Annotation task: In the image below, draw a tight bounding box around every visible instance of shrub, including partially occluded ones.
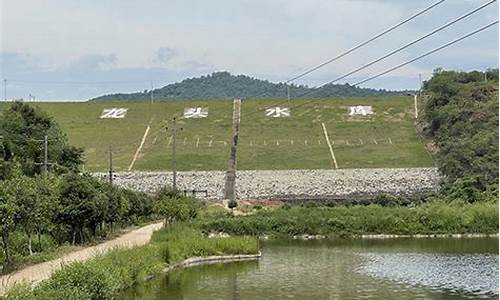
[154,194,199,224]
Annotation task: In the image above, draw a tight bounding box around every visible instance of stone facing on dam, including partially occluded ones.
[94,168,440,201]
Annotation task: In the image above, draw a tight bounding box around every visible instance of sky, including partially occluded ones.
[0,0,498,100]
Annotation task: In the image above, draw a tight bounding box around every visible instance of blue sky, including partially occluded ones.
[1,0,498,100]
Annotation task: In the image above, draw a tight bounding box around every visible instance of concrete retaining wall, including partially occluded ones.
[94,168,441,201]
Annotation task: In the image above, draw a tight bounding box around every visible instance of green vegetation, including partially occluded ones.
[199,201,498,237]
[5,96,432,171]
[420,69,499,202]
[153,187,200,224]
[0,102,162,273]
[0,102,83,179]
[3,224,259,300]
[0,173,158,273]
[152,225,258,264]
[91,71,409,101]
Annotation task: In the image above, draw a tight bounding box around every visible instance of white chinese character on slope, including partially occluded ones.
[265,107,290,118]
[184,107,209,119]
[349,106,373,116]
[100,108,128,119]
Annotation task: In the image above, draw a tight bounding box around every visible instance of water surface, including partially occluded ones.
[119,238,498,300]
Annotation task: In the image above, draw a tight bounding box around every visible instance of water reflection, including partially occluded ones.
[119,238,498,300]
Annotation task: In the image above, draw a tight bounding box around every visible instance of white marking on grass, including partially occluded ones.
[276,140,280,146]
[167,136,172,146]
[388,137,393,144]
[359,138,363,145]
[291,140,294,145]
[100,108,128,119]
[305,140,308,145]
[208,139,213,147]
[321,123,339,169]
[128,123,151,171]
[414,94,419,119]
[373,139,378,145]
[196,138,200,148]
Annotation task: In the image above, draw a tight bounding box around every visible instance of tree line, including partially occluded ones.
[0,102,192,273]
[420,68,499,202]
[90,71,410,101]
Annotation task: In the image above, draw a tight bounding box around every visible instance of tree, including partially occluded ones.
[56,173,102,244]
[420,69,499,202]
[0,101,83,178]
[154,187,198,225]
[32,175,60,251]
[10,176,38,255]
[102,184,129,232]
[0,179,19,271]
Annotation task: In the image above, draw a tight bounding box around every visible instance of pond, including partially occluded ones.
[119,238,498,300]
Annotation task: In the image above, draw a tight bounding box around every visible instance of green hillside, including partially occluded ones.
[90,72,410,101]
[4,96,433,171]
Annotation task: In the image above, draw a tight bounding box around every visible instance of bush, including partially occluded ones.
[154,192,199,224]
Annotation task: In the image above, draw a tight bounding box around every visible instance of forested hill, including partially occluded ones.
[90,71,409,101]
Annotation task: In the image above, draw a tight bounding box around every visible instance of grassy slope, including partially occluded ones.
[7,97,433,171]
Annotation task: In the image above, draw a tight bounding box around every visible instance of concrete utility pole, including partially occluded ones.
[224,98,241,200]
[43,135,48,177]
[418,73,422,96]
[150,81,154,104]
[108,146,113,184]
[414,94,419,119]
[167,117,182,190]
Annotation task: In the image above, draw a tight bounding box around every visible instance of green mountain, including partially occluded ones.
[90,71,410,101]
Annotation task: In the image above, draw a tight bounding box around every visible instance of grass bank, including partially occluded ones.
[2,224,259,300]
[11,97,432,171]
[199,201,498,237]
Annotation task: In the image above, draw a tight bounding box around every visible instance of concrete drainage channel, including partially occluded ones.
[94,168,441,201]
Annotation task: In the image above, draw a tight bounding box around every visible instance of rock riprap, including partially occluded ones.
[93,168,440,200]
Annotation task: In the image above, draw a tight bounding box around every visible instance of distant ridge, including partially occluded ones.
[90,71,411,101]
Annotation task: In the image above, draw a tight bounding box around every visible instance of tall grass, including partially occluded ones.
[199,201,499,237]
[152,224,258,264]
[3,225,258,300]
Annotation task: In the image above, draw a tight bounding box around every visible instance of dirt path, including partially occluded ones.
[0,222,163,296]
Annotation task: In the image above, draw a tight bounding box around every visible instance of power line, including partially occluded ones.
[279,20,499,117]
[243,0,496,118]
[353,21,499,86]
[271,0,497,104]
[303,0,497,95]
[285,0,447,84]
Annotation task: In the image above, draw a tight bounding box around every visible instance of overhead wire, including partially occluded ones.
[291,0,497,100]
[240,0,497,120]
[284,0,448,84]
[353,20,499,86]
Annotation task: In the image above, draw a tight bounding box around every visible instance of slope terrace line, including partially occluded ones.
[128,117,154,171]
